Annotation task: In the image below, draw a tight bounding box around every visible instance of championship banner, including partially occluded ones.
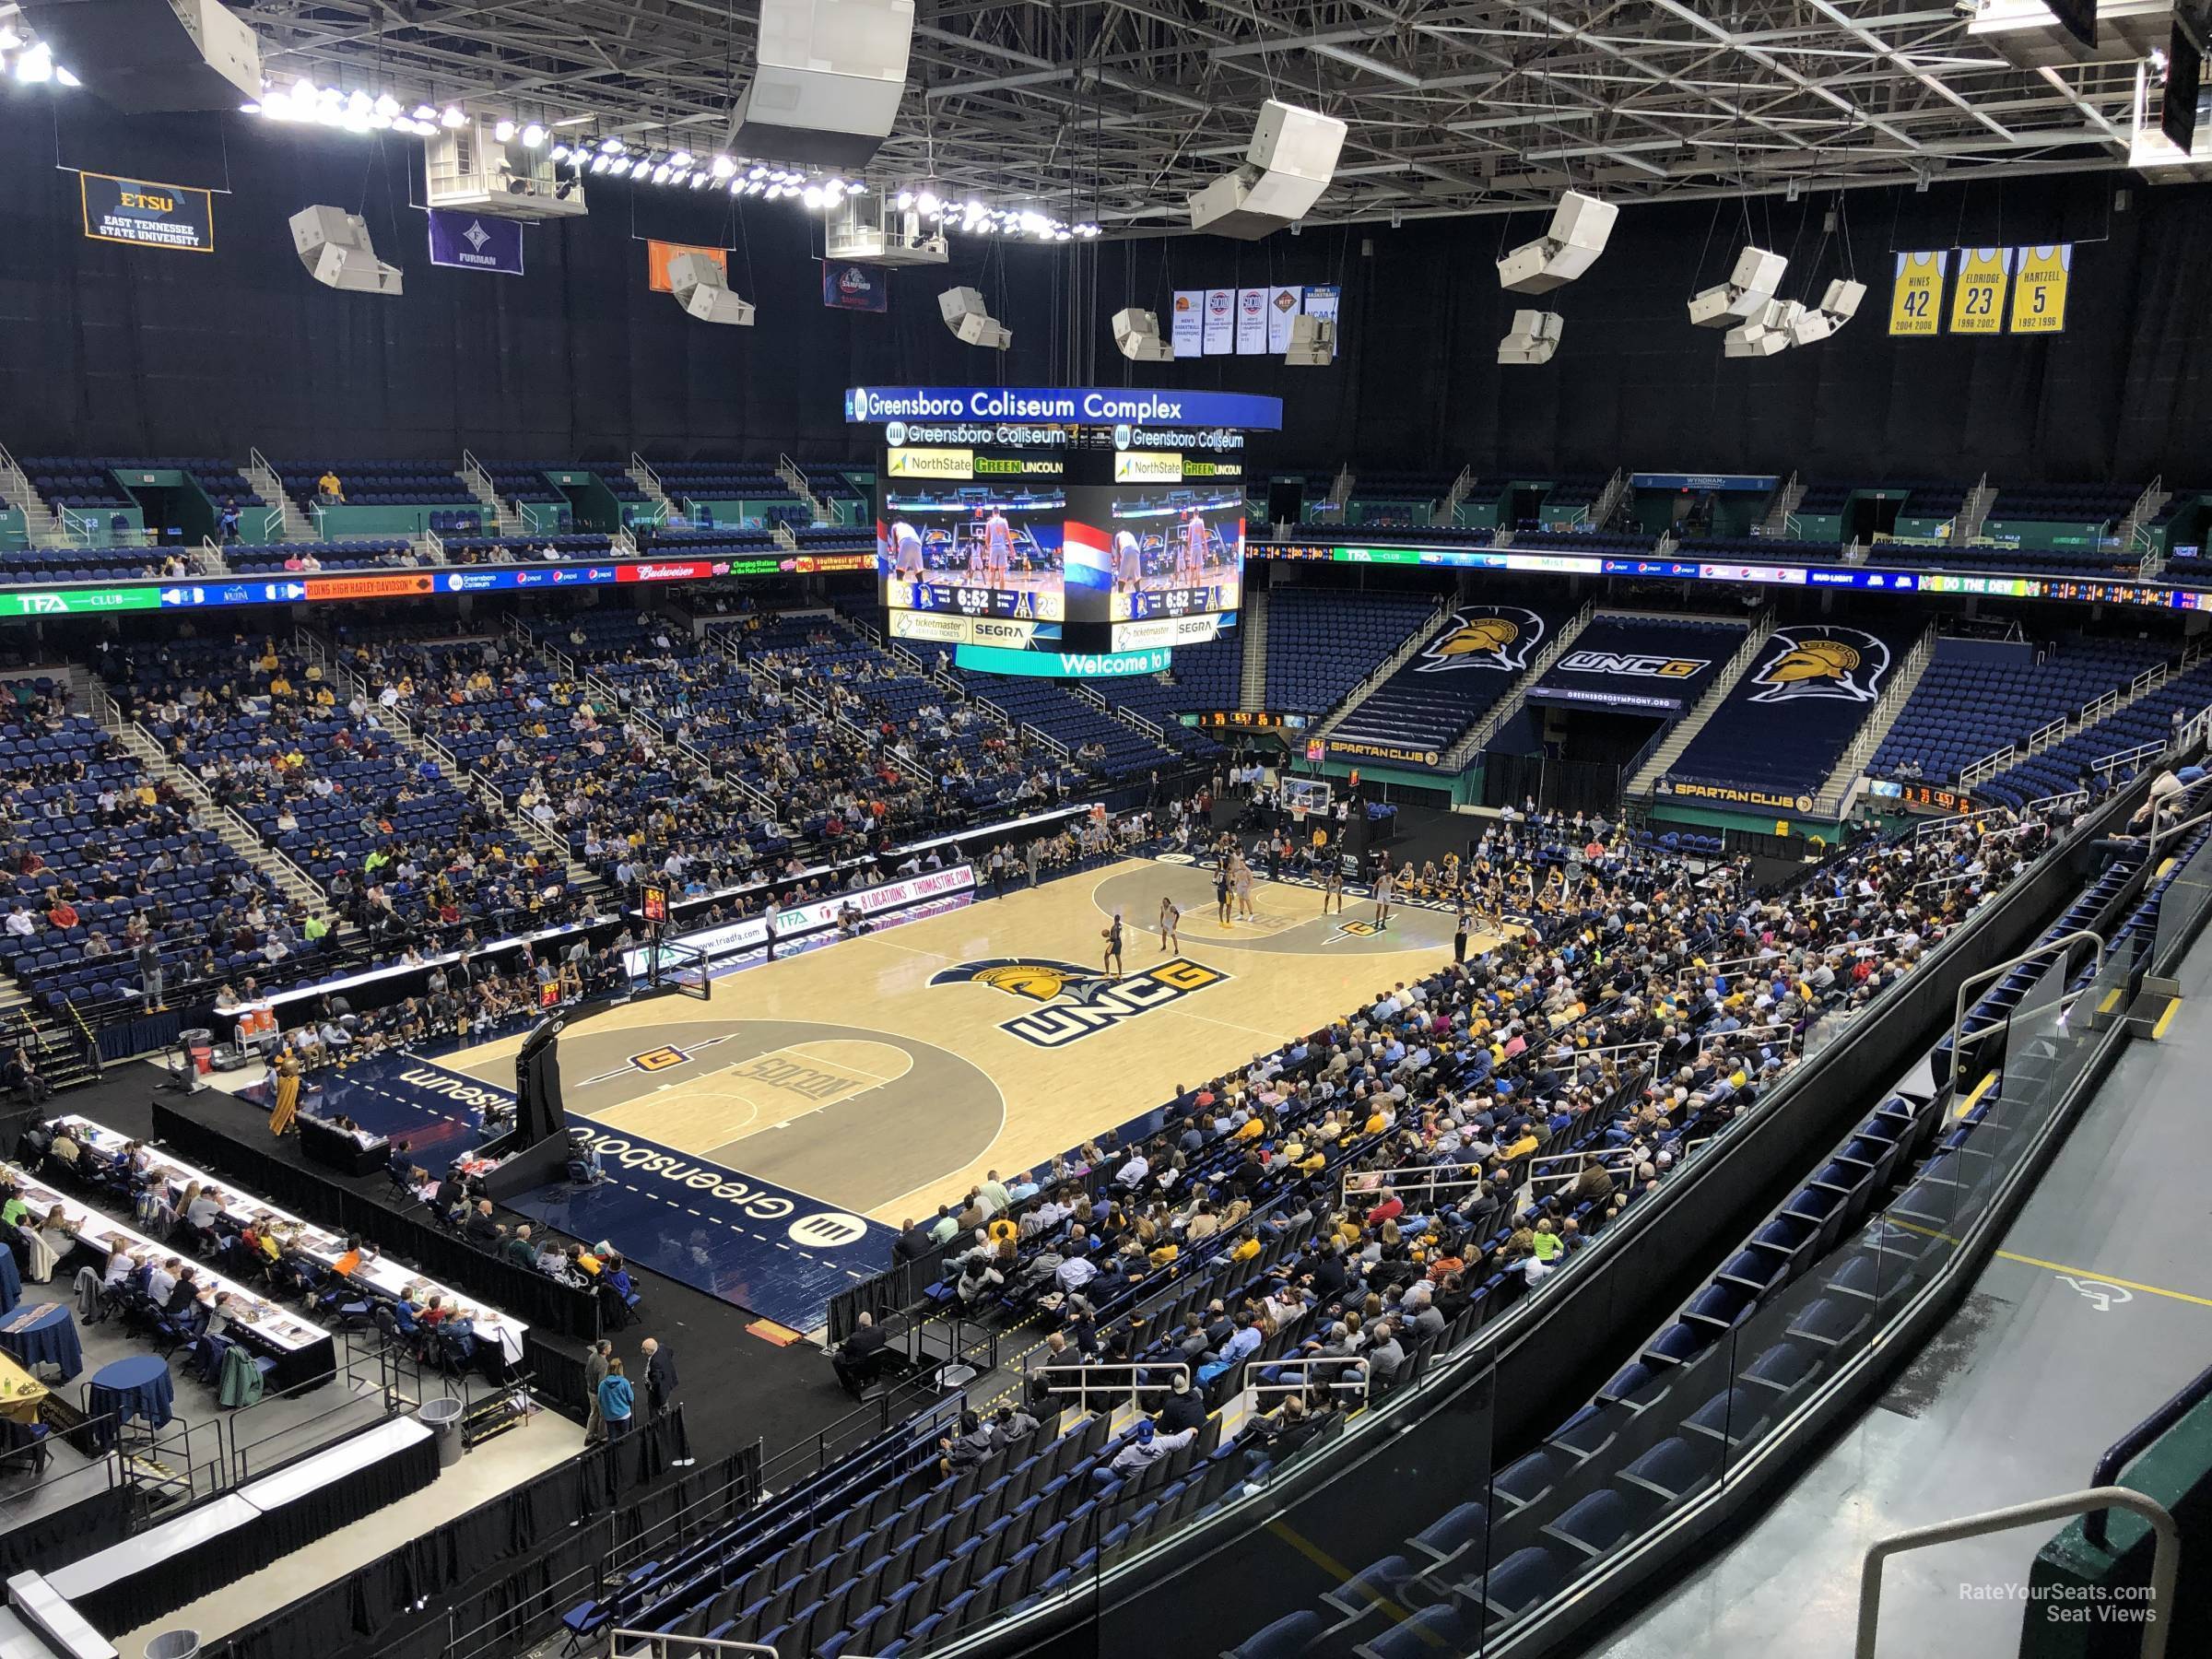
[427,208,524,275]
[1303,284,1341,326]
[2008,244,2070,334]
[1266,285,1302,352]
[1202,288,1235,354]
[1888,251,1946,335]
[822,261,888,312]
[1171,291,1204,357]
[648,239,726,292]
[1947,247,2009,334]
[1235,288,1268,354]
[80,171,214,253]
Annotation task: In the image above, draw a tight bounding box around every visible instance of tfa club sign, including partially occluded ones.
[81,171,215,253]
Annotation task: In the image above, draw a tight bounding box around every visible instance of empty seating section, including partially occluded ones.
[638,528,785,556]
[1871,637,2176,784]
[123,638,549,938]
[1974,658,2212,810]
[1900,481,1971,521]
[1265,589,1443,714]
[0,705,288,1014]
[478,461,565,504]
[1539,477,1606,518]
[274,460,473,508]
[1667,623,1913,799]
[1499,529,1653,559]
[1985,484,2133,524]
[1103,632,1241,756]
[18,457,132,512]
[653,461,796,501]
[178,457,267,509]
[1794,481,1857,516]
[0,546,182,585]
[1331,603,1570,762]
[943,667,1182,782]
[1870,540,2138,580]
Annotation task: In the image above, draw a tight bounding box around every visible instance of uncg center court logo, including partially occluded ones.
[932,956,1230,1048]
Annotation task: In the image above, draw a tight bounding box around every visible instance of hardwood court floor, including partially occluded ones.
[451,858,1479,1224]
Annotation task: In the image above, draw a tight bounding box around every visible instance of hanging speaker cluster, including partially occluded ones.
[1111,307,1174,362]
[1186,99,1348,239]
[669,253,756,325]
[1284,313,1335,367]
[1689,246,1789,331]
[1497,191,1618,293]
[288,206,403,296]
[1497,310,1563,366]
[940,287,1011,349]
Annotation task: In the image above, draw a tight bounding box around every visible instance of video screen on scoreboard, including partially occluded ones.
[1065,445,1245,653]
[877,473,1065,648]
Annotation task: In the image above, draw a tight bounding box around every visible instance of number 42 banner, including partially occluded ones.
[1888,251,1946,335]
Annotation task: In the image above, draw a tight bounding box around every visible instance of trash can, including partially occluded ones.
[182,1029,213,1076]
[418,1396,465,1468]
[144,1632,200,1659]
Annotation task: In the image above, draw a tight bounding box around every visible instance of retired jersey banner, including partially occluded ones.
[1888,251,1946,335]
[80,171,213,253]
[1947,247,2009,334]
[821,261,888,312]
[1171,291,1204,357]
[428,208,524,275]
[1202,288,1235,354]
[2009,244,2070,334]
[1235,288,1268,355]
[648,239,727,293]
[1266,285,1302,352]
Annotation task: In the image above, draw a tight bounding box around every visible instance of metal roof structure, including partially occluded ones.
[14,0,2165,229]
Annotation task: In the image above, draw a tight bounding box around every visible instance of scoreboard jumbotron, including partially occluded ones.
[852,384,1282,677]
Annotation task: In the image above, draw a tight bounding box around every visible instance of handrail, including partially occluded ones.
[1946,927,2103,1065]
[1032,1360,1187,1414]
[1854,1488,2177,1659]
[2086,1359,2212,1547]
[609,1635,779,1657]
[1245,1355,1369,1407]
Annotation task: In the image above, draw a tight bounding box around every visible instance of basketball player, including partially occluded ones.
[890,518,924,583]
[1372,865,1394,931]
[1113,529,1143,595]
[1232,851,1255,922]
[1179,508,1207,586]
[1324,865,1344,914]
[981,506,1014,588]
[1159,895,1181,953]
[1102,909,1125,979]
[1215,858,1232,927]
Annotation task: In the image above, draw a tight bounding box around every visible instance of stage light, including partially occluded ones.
[375,93,400,118]
[689,171,710,188]
[712,154,736,179]
[549,143,571,161]
[53,65,77,86]
[653,163,672,182]
[412,102,437,122]
[671,151,693,168]
[522,123,547,148]
[347,90,371,115]
[494,118,515,141]
[895,190,914,209]
[441,105,465,128]
[590,155,610,173]
[600,136,624,153]
[916,190,941,216]
[749,164,768,180]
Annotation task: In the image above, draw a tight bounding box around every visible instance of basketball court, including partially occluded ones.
[451,854,1480,1226]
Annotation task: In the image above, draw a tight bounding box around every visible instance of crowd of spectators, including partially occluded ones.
[871,794,2042,1429]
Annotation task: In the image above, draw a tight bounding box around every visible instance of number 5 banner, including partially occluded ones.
[2008,244,2070,334]
[1888,251,1947,335]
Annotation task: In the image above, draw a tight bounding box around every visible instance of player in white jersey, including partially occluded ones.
[890,519,924,582]
[1112,529,1143,594]
[1180,510,1209,584]
[980,509,1014,586]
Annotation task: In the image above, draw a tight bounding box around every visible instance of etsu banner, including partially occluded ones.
[822,261,889,312]
[80,171,213,253]
[426,209,524,275]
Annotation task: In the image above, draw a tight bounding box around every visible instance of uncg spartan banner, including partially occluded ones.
[80,171,213,253]
[822,261,888,312]
[427,208,524,275]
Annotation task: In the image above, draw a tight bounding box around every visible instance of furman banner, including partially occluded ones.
[80,171,213,253]
[427,209,524,275]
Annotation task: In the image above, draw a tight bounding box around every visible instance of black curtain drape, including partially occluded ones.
[2,88,2207,481]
